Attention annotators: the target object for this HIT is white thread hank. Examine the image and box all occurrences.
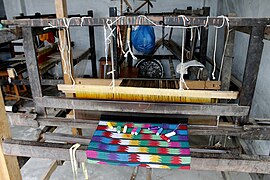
[218,17,230,81]
[57,17,76,85]
[211,15,230,80]
[69,143,81,180]
[212,28,218,80]
[179,28,189,90]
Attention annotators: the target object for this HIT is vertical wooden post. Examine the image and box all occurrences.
[221,29,236,91]
[55,0,81,135]
[109,7,119,78]
[185,6,192,49]
[22,27,45,115]
[199,7,210,65]
[0,88,22,180]
[55,0,74,84]
[221,13,236,91]
[88,10,97,78]
[239,25,265,124]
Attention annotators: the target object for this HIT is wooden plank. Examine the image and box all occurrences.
[55,0,80,135]
[30,117,270,140]
[0,89,22,180]
[239,26,265,123]
[2,140,270,174]
[42,160,62,180]
[35,96,250,116]
[58,84,238,100]
[42,132,240,155]
[3,17,270,27]
[7,113,38,127]
[0,28,22,44]
[221,28,236,91]
[76,78,221,90]
[55,0,73,85]
[22,27,45,115]
[199,7,210,65]
[88,10,97,78]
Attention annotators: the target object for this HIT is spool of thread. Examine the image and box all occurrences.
[131,127,137,135]
[156,128,163,136]
[165,131,176,138]
[161,134,170,142]
[107,122,114,129]
[117,126,121,134]
[148,126,160,130]
[123,125,128,133]
[135,128,141,135]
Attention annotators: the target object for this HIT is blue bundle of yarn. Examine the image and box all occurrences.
[131,26,155,54]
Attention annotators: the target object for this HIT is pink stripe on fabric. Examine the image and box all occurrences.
[86,150,98,158]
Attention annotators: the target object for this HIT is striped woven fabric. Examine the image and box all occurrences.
[86,121,191,169]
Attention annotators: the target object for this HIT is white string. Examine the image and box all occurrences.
[179,29,189,90]
[43,22,58,30]
[69,143,81,180]
[204,16,210,27]
[80,17,92,27]
[212,15,230,80]
[212,28,218,80]
[57,17,76,85]
[104,19,117,89]
[218,17,231,81]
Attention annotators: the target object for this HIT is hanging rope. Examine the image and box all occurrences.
[179,29,189,90]
[218,17,230,81]
[211,15,230,80]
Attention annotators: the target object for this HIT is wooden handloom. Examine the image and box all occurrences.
[1,1,270,180]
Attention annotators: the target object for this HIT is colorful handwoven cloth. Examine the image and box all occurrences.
[86,121,191,169]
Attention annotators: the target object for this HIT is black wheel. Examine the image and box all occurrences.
[136,59,164,78]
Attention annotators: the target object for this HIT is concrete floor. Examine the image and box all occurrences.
[11,126,254,180]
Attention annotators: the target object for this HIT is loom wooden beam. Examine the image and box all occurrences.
[239,26,265,124]
[75,78,221,90]
[0,89,22,180]
[88,10,97,78]
[55,0,81,135]
[35,96,249,116]
[221,15,236,91]
[57,84,239,100]
[41,160,63,180]
[55,0,74,85]
[35,118,270,140]
[7,113,38,127]
[22,27,45,115]
[199,7,210,65]
[2,17,270,27]
[0,28,22,44]
[2,139,270,174]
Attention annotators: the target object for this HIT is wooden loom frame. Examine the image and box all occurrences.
[1,0,270,179]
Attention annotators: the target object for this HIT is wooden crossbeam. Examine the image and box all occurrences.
[35,97,249,116]
[2,139,270,174]
[2,17,270,27]
[75,78,222,90]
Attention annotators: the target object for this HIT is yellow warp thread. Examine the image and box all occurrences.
[75,87,214,103]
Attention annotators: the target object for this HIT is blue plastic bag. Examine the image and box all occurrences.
[131,26,155,54]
